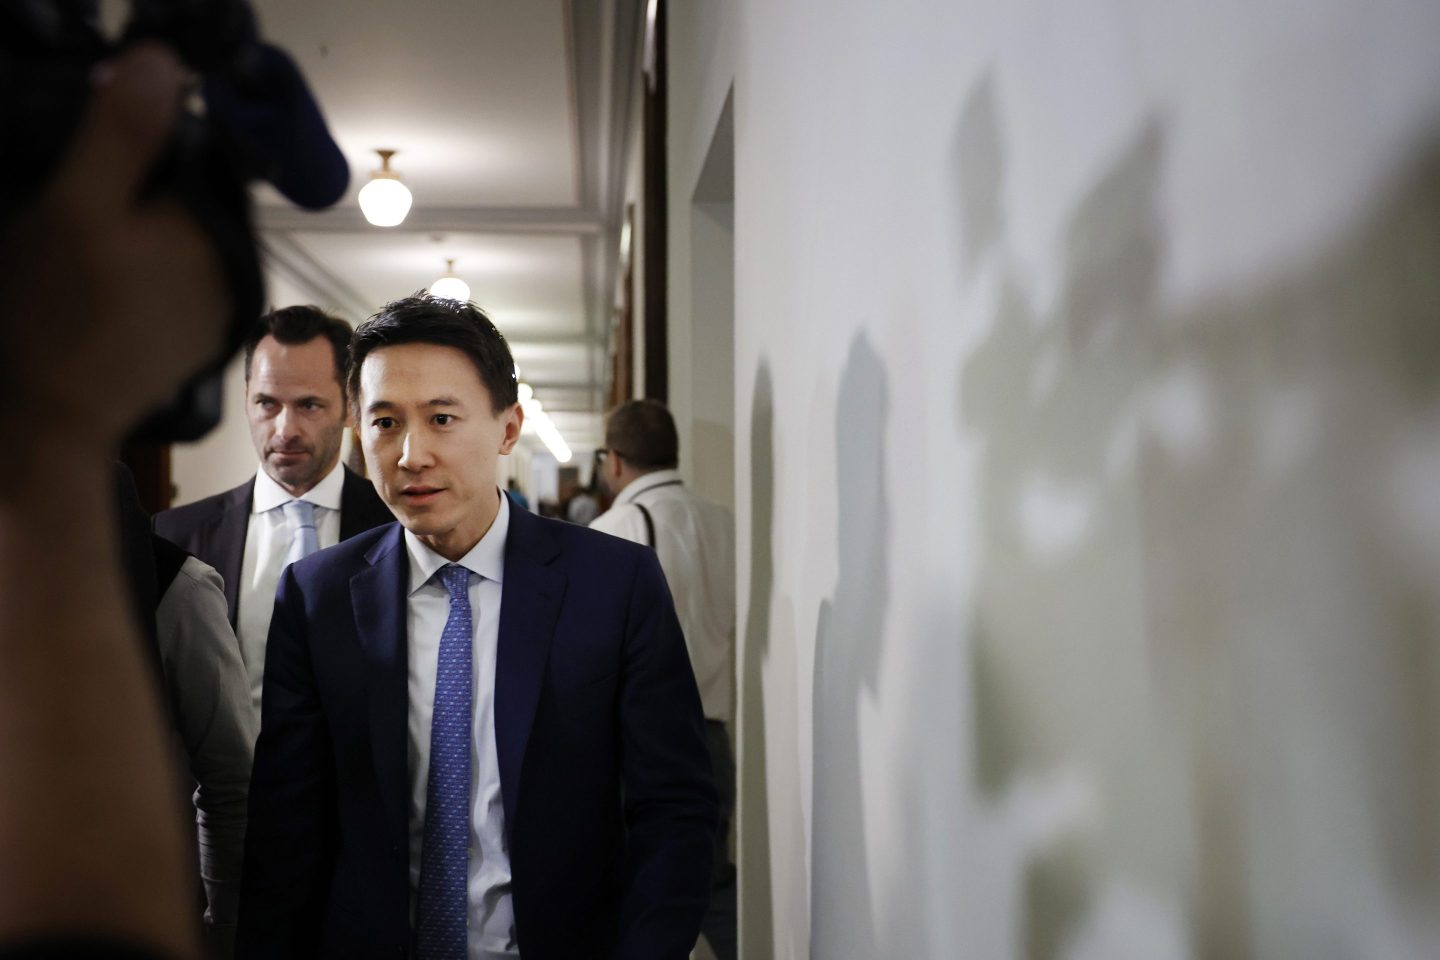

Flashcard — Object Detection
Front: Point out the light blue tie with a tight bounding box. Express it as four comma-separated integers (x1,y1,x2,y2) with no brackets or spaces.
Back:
416,564,473,960
281,500,319,568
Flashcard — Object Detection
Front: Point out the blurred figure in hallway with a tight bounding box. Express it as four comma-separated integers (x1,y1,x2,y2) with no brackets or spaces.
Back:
564,455,602,526
505,476,530,510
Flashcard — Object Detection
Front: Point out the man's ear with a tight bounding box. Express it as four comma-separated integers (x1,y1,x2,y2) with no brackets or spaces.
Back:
498,402,523,454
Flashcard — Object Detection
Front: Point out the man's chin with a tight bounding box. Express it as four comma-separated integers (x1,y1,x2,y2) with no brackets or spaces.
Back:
393,510,446,537
267,466,316,489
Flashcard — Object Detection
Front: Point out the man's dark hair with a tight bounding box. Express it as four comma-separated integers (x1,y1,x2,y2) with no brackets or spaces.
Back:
605,399,679,470
348,293,518,413
243,305,353,392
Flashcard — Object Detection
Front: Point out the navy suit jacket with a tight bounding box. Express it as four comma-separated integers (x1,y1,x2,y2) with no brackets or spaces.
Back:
236,506,717,960
154,466,393,626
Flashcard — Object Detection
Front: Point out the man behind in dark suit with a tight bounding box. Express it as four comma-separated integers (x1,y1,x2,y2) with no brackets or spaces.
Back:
155,306,393,717
237,294,717,960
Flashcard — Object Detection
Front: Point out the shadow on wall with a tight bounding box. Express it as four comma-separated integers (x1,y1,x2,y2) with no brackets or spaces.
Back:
955,68,1440,960
811,335,891,960
958,73,1177,960
740,363,776,959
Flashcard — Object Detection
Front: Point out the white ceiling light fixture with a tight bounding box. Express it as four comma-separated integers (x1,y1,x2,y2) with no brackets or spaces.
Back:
430,258,471,302
358,149,413,227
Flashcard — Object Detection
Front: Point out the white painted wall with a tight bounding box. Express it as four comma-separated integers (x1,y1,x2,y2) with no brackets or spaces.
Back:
670,1,1440,957
668,83,736,512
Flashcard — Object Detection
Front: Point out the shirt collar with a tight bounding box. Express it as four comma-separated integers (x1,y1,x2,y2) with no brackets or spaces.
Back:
403,487,509,596
615,468,683,505
252,459,346,514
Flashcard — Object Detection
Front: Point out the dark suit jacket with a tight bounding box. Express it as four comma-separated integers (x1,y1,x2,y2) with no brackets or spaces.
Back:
154,467,393,626
236,507,717,960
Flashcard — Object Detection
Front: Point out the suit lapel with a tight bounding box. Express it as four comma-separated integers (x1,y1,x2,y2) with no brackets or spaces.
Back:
495,508,567,829
344,509,565,842
339,467,391,540
215,481,253,627
351,525,410,841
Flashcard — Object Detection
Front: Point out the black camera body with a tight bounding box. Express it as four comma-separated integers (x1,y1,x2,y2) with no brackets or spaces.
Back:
1,0,349,441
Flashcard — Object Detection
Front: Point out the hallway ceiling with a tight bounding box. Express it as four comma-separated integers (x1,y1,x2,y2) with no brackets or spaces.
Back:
249,0,642,450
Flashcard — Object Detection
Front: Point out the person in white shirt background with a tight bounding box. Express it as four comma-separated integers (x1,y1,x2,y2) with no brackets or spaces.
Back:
589,399,738,960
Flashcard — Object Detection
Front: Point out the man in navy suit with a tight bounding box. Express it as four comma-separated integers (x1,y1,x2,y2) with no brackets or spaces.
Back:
237,294,717,960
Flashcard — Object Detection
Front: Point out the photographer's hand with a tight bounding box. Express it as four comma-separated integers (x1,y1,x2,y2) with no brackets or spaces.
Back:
0,42,229,960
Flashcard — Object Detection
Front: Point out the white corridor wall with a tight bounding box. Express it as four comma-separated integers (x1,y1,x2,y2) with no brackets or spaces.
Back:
668,1,1440,957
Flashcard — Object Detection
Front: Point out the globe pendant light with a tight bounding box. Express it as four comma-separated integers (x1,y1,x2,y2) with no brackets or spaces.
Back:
430,258,471,302
358,149,412,227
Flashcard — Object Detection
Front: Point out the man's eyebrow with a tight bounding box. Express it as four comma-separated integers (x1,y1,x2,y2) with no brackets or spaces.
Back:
364,398,462,414
253,392,329,404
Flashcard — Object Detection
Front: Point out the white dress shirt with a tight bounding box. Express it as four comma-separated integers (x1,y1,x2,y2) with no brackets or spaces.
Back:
590,469,736,723
404,490,517,958
237,461,344,716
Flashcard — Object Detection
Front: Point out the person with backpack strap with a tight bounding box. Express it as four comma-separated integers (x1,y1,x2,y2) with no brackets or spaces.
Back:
590,400,738,960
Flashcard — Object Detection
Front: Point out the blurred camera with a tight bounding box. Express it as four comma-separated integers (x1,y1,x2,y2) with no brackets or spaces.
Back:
0,0,350,440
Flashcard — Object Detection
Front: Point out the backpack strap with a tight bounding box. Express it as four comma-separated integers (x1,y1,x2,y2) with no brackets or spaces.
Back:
630,478,682,549
634,502,656,548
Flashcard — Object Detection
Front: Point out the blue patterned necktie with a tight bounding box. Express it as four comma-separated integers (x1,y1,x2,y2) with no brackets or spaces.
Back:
281,500,318,568
416,564,473,960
